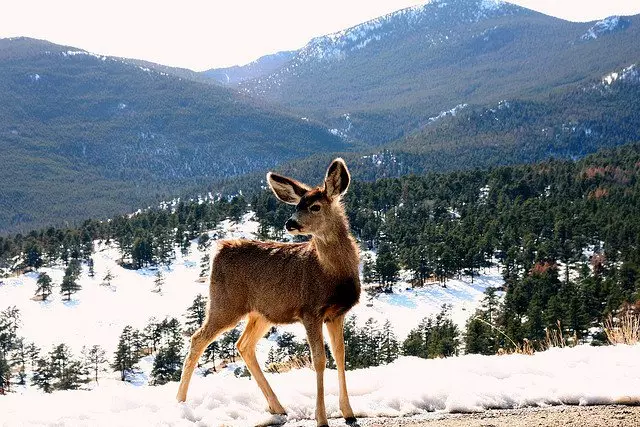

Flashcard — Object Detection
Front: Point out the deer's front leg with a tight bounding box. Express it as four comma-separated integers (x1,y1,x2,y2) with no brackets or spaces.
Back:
304,319,328,427
326,315,357,425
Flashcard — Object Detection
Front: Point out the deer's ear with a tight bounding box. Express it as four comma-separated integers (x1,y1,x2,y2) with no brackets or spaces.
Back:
267,172,310,205
324,158,350,199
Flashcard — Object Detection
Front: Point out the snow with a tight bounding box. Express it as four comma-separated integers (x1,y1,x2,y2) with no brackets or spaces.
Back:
0,213,259,355
427,103,468,124
581,16,624,40
602,64,639,86
1,344,638,426
355,268,500,338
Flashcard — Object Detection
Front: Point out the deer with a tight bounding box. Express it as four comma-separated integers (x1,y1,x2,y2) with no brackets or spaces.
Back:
176,158,361,427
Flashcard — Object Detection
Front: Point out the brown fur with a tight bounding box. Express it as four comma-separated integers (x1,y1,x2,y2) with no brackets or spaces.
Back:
177,158,360,427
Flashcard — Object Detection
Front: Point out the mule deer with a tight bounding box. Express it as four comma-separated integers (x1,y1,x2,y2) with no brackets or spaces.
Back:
176,158,361,427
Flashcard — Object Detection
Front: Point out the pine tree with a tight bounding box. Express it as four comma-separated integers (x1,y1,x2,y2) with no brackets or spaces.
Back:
49,343,86,390
0,356,10,394
25,342,40,370
31,357,54,393
379,320,399,364
101,269,114,287
362,254,377,285
152,270,164,294
151,318,184,385
197,233,210,252
199,253,211,281
219,327,241,363
376,243,399,292
35,272,53,301
0,307,20,393
112,325,139,381
464,314,494,355
82,345,107,384
87,257,95,278
13,338,27,385
185,294,207,334
361,318,381,367
60,261,81,301
265,347,283,373
143,318,162,353
202,341,219,373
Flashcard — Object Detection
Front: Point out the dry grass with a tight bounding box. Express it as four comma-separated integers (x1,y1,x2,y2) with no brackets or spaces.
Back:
266,355,313,373
542,320,577,351
477,317,576,356
604,311,640,345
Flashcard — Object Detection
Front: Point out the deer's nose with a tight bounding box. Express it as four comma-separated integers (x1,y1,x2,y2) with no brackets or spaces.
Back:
285,218,301,231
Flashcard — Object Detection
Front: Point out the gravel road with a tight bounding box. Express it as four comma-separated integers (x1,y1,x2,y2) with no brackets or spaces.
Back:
284,405,640,427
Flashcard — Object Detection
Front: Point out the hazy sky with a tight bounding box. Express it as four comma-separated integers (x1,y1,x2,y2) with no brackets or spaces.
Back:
1,0,639,71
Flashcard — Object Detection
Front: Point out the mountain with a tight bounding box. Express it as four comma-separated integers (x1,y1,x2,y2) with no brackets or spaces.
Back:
234,0,640,144
0,38,349,233
226,62,640,190
202,50,295,85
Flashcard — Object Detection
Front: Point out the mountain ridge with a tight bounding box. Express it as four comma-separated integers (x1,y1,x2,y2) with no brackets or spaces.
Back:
0,37,348,233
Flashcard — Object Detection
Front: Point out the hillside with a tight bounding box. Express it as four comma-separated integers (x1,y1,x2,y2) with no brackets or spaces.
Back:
233,0,640,144
223,63,640,191
0,38,348,233
202,50,295,85
1,143,639,424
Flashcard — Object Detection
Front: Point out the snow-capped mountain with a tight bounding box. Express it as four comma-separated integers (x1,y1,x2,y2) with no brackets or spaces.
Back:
581,16,631,40
219,0,639,145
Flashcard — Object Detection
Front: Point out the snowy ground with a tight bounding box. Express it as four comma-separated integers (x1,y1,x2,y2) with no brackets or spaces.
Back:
0,213,498,365
1,345,639,426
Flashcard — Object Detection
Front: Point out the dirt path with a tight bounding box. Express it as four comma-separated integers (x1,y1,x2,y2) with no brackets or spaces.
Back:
354,405,640,427
283,405,640,427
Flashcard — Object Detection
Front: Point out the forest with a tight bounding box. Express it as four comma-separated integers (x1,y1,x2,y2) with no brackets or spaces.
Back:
1,143,639,392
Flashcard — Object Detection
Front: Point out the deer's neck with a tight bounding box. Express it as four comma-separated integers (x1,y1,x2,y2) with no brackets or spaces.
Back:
311,220,359,278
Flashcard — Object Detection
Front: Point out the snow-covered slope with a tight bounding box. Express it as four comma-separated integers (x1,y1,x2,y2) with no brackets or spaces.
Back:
1,345,638,426
0,212,497,365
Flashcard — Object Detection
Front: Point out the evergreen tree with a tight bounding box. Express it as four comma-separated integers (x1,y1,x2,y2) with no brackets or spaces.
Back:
82,345,107,384
87,257,95,278
143,318,162,353
379,320,399,364
202,341,219,373
265,346,284,373
152,270,164,294
101,269,115,287
49,344,86,390
199,253,211,281
112,325,140,381
197,233,211,252
25,342,40,370
0,355,10,394
362,254,377,285
403,306,459,359
376,243,399,292
185,294,207,334
219,327,241,363
31,357,54,393
60,261,82,301
35,272,53,301
151,318,184,385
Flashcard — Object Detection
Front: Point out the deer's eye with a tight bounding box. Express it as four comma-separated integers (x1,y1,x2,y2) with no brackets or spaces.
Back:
310,204,321,212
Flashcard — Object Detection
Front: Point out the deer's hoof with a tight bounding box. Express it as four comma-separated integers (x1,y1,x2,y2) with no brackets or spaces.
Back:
345,417,360,426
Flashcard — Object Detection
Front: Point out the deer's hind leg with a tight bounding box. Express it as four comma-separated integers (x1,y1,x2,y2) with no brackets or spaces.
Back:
176,310,243,402
237,313,286,415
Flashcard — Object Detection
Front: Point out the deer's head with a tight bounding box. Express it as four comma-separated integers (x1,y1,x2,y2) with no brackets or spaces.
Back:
267,158,351,237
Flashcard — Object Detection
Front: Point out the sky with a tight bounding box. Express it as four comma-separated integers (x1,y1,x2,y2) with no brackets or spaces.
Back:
1,0,639,71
